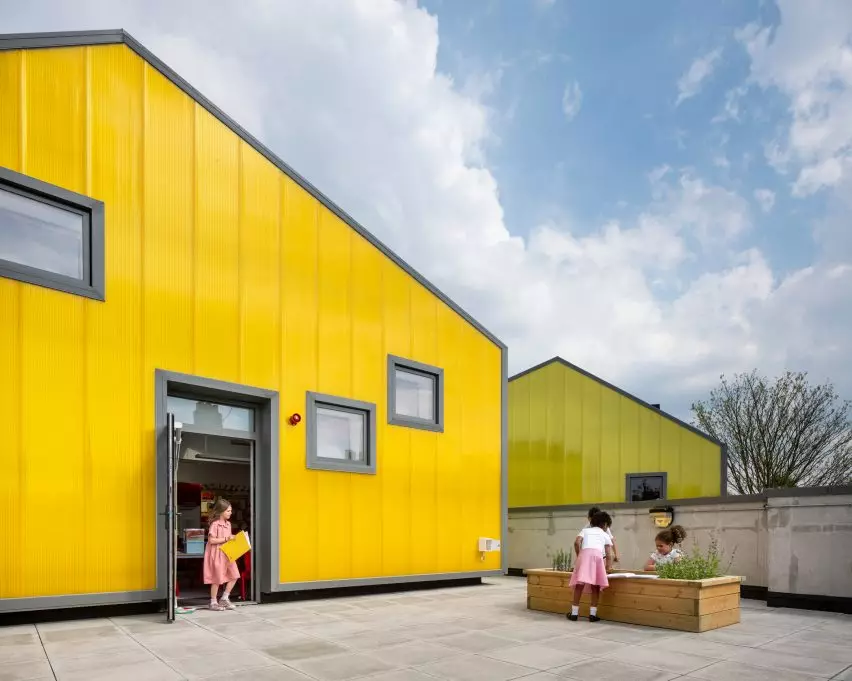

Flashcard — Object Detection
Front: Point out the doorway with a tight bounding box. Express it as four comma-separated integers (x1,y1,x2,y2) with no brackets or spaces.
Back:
155,370,279,621
174,426,256,608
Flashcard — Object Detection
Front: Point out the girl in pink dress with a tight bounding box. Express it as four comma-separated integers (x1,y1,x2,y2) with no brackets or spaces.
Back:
568,511,613,622
204,498,240,611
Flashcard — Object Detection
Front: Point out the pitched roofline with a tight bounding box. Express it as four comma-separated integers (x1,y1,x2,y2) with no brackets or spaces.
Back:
0,29,506,351
510,356,722,447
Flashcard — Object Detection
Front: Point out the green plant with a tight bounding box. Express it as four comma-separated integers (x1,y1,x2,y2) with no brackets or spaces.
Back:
547,547,572,572
655,534,736,580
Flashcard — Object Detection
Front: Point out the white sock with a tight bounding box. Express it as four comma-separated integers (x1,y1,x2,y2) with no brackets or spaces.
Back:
571,605,579,616
590,606,597,617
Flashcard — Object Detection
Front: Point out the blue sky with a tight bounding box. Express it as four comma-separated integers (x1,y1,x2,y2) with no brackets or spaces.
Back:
2,0,851,420
424,0,816,278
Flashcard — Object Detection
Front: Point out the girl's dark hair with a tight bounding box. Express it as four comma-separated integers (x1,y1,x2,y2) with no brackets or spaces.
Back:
587,506,601,520
590,511,612,529
656,525,686,545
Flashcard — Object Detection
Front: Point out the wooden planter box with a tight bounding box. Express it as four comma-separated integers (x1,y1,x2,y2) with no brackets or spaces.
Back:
525,569,742,633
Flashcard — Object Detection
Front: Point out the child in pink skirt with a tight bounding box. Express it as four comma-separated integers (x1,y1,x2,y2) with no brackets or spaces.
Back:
204,498,240,611
568,510,613,622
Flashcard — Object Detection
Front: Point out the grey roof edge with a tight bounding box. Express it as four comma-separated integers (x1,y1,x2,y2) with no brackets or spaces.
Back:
509,356,723,447
0,29,506,351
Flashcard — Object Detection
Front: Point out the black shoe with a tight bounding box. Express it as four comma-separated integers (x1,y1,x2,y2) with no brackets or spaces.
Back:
567,614,578,621
589,615,600,622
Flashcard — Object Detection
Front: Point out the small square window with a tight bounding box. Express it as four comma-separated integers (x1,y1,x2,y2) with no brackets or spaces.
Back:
388,355,444,432
626,473,667,502
0,166,105,300
306,392,376,474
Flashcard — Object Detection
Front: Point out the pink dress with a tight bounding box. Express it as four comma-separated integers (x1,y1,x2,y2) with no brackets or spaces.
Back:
203,519,240,585
570,549,610,590
570,527,611,590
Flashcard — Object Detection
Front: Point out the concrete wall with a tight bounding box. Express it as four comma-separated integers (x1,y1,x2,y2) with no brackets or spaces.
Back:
766,493,852,599
508,486,852,602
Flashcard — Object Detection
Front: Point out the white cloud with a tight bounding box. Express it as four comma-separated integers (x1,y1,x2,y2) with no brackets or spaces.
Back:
792,157,845,196
754,188,776,212
561,80,583,120
0,0,850,416
740,1,852,194
713,84,748,123
676,48,723,106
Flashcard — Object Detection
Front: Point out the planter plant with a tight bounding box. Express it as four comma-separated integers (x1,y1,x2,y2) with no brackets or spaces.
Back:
547,547,572,573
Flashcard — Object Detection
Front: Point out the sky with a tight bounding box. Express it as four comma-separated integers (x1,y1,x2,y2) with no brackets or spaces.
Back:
1,0,851,421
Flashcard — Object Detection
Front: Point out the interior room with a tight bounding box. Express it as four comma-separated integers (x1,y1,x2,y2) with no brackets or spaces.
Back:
175,432,254,607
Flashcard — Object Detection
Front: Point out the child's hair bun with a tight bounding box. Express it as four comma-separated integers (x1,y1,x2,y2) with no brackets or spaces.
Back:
655,524,687,545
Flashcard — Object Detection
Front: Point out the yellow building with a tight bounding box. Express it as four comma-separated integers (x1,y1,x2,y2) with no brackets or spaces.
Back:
0,29,506,615
509,357,725,509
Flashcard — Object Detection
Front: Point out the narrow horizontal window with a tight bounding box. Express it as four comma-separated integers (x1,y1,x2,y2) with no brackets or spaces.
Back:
388,355,444,432
0,166,105,300
306,392,376,474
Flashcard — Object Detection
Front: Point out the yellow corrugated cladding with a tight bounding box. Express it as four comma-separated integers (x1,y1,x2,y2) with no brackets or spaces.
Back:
0,44,502,600
508,360,721,508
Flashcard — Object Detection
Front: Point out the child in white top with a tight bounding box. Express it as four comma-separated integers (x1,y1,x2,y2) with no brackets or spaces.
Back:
568,511,613,622
645,525,687,571
578,506,619,564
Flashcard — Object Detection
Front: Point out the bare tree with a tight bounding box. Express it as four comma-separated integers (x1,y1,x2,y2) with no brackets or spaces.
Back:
692,370,852,494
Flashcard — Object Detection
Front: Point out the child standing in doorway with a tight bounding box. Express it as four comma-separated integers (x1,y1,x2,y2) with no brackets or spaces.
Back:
579,506,619,564
204,498,240,611
568,511,613,622
645,525,687,571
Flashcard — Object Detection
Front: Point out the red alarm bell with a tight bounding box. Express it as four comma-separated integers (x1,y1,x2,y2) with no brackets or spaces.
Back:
288,413,302,426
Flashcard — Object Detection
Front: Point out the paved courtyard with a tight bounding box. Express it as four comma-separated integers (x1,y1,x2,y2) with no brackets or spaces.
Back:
2,577,851,681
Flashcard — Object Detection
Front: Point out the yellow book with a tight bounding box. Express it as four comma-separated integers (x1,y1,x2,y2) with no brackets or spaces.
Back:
219,531,251,562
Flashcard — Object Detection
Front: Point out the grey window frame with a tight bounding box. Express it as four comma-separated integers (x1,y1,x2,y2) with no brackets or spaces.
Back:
387,355,444,433
306,391,377,474
0,166,105,300
625,472,668,502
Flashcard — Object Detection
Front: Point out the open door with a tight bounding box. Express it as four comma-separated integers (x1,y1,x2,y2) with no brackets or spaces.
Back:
162,413,182,622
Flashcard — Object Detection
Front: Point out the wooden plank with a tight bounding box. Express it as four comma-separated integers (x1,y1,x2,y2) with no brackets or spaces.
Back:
600,581,701,599
697,607,740,632
590,592,699,616
528,584,574,602
695,583,740,599
527,575,540,586
697,593,740,616
536,575,568,588
592,605,701,632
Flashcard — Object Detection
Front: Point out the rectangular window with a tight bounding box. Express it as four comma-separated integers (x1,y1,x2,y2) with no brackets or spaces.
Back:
0,166,105,300
166,395,254,433
388,355,444,432
626,473,667,502
306,392,376,474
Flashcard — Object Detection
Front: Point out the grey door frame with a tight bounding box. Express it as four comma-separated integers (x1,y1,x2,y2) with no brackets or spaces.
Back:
155,370,279,600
